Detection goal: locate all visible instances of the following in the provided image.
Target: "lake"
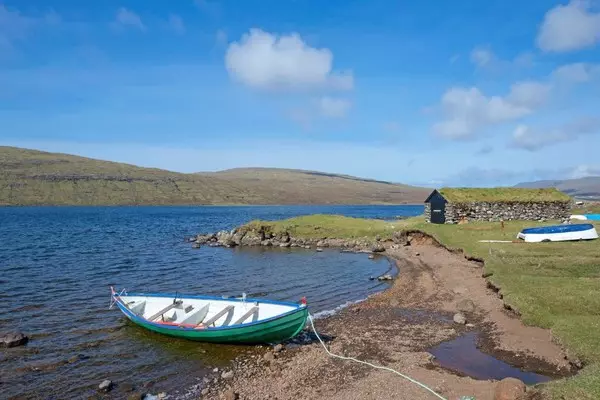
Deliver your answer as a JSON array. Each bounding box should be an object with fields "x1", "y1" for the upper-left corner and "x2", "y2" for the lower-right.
[{"x1": 0, "y1": 205, "x2": 423, "y2": 399}]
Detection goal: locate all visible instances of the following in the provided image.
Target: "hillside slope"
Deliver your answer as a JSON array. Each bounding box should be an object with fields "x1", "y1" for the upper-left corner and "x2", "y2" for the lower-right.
[
  {"x1": 515, "y1": 176, "x2": 600, "y2": 200},
  {"x1": 0, "y1": 147, "x2": 428, "y2": 205}
]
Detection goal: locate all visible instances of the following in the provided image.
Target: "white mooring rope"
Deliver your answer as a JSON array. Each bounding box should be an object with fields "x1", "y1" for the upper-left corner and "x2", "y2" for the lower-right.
[{"x1": 307, "y1": 314, "x2": 448, "y2": 400}]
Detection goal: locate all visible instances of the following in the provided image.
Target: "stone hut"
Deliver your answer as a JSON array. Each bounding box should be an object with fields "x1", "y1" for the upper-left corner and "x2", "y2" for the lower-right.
[{"x1": 424, "y1": 188, "x2": 571, "y2": 224}]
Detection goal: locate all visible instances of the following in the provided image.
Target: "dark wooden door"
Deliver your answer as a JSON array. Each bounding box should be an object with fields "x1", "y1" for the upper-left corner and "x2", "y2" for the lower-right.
[{"x1": 430, "y1": 198, "x2": 446, "y2": 224}]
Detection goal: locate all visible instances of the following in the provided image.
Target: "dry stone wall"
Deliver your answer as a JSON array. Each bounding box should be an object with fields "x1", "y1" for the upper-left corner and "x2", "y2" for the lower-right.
[
  {"x1": 443, "y1": 201, "x2": 571, "y2": 224},
  {"x1": 424, "y1": 203, "x2": 431, "y2": 222}
]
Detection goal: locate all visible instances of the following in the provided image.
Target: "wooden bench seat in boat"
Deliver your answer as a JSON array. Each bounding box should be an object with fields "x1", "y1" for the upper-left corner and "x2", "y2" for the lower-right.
[
  {"x1": 125, "y1": 300, "x2": 146, "y2": 316},
  {"x1": 234, "y1": 306, "x2": 259, "y2": 325},
  {"x1": 202, "y1": 305, "x2": 234, "y2": 327},
  {"x1": 147, "y1": 300, "x2": 183, "y2": 322},
  {"x1": 180, "y1": 304, "x2": 209, "y2": 326}
]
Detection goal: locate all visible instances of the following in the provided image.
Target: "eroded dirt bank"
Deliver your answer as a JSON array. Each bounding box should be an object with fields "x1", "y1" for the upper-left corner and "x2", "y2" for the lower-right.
[{"x1": 198, "y1": 233, "x2": 574, "y2": 400}]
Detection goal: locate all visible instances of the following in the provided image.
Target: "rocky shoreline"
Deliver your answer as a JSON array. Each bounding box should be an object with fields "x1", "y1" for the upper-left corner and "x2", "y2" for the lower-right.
[
  {"x1": 187, "y1": 228, "x2": 576, "y2": 400},
  {"x1": 189, "y1": 226, "x2": 421, "y2": 253}
]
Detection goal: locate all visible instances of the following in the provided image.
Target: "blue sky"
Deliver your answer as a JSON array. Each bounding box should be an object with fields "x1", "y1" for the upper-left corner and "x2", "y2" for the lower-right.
[{"x1": 1, "y1": 0, "x2": 600, "y2": 186}]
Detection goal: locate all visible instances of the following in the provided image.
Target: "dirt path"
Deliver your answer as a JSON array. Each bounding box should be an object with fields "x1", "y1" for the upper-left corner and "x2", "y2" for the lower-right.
[{"x1": 199, "y1": 237, "x2": 572, "y2": 400}]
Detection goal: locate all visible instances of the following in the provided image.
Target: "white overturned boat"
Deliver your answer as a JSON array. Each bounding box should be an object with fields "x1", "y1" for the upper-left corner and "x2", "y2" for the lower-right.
[{"x1": 517, "y1": 223, "x2": 599, "y2": 243}]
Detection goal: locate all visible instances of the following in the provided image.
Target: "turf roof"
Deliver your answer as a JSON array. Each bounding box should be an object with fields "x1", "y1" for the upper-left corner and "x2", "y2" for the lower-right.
[{"x1": 430, "y1": 187, "x2": 571, "y2": 203}]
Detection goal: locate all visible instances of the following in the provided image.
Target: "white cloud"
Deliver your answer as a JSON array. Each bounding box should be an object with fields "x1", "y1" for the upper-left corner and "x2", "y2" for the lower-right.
[
  {"x1": 114, "y1": 8, "x2": 145, "y2": 32},
  {"x1": 318, "y1": 97, "x2": 351, "y2": 118},
  {"x1": 470, "y1": 47, "x2": 494, "y2": 67},
  {"x1": 469, "y1": 46, "x2": 535, "y2": 70},
  {"x1": 537, "y1": 0, "x2": 600, "y2": 52},
  {"x1": 168, "y1": 14, "x2": 185, "y2": 35},
  {"x1": 510, "y1": 117, "x2": 600, "y2": 151},
  {"x1": 507, "y1": 81, "x2": 551, "y2": 108},
  {"x1": 433, "y1": 81, "x2": 550, "y2": 139},
  {"x1": 225, "y1": 29, "x2": 353, "y2": 91},
  {"x1": 553, "y1": 62, "x2": 600, "y2": 83}
]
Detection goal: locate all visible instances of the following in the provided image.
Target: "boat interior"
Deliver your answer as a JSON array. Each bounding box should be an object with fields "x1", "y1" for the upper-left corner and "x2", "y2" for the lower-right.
[{"x1": 118, "y1": 295, "x2": 299, "y2": 328}]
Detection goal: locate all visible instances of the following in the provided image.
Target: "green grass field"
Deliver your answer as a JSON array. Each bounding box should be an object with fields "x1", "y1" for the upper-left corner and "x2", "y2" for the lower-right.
[
  {"x1": 239, "y1": 214, "x2": 407, "y2": 239},
  {"x1": 244, "y1": 215, "x2": 600, "y2": 399}
]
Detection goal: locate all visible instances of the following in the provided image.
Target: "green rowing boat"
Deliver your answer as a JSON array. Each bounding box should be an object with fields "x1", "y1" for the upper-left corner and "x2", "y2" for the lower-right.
[{"x1": 110, "y1": 287, "x2": 309, "y2": 344}]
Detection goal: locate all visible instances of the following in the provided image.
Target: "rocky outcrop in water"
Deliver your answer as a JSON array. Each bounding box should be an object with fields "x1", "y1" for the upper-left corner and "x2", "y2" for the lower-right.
[
  {"x1": 191, "y1": 226, "x2": 401, "y2": 253},
  {"x1": 1, "y1": 332, "x2": 29, "y2": 348}
]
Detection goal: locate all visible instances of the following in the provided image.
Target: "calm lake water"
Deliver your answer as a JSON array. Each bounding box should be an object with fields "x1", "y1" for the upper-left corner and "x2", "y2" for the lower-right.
[{"x1": 0, "y1": 205, "x2": 423, "y2": 399}]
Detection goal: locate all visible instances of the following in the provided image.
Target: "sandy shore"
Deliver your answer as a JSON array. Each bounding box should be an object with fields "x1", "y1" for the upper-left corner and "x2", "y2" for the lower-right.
[{"x1": 198, "y1": 233, "x2": 574, "y2": 400}]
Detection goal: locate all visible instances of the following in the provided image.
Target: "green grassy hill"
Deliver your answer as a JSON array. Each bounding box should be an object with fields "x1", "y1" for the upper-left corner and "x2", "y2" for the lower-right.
[{"x1": 0, "y1": 146, "x2": 429, "y2": 205}]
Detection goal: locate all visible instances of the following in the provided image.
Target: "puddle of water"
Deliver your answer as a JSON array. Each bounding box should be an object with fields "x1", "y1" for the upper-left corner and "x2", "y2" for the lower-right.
[{"x1": 428, "y1": 332, "x2": 552, "y2": 384}]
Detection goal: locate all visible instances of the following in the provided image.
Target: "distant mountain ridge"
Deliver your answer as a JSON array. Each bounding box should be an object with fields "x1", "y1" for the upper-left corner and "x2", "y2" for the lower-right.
[
  {"x1": 515, "y1": 176, "x2": 600, "y2": 200},
  {"x1": 0, "y1": 146, "x2": 429, "y2": 206}
]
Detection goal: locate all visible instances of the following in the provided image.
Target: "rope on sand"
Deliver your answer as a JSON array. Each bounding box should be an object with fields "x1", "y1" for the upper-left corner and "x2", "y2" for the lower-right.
[{"x1": 307, "y1": 314, "x2": 448, "y2": 400}]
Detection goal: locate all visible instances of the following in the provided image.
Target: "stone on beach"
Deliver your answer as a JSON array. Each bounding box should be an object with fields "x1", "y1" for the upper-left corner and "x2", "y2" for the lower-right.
[
  {"x1": 119, "y1": 382, "x2": 135, "y2": 393},
  {"x1": 221, "y1": 370, "x2": 234, "y2": 380},
  {"x1": 240, "y1": 232, "x2": 261, "y2": 246},
  {"x1": 223, "y1": 388, "x2": 239, "y2": 400},
  {"x1": 494, "y1": 377, "x2": 526, "y2": 400},
  {"x1": 98, "y1": 379, "x2": 113, "y2": 392},
  {"x1": 456, "y1": 299, "x2": 476, "y2": 313},
  {"x1": 1, "y1": 331, "x2": 29, "y2": 348},
  {"x1": 371, "y1": 243, "x2": 386, "y2": 253},
  {"x1": 453, "y1": 312, "x2": 467, "y2": 324},
  {"x1": 273, "y1": 344, "x2": 284, "y2": 353}
]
